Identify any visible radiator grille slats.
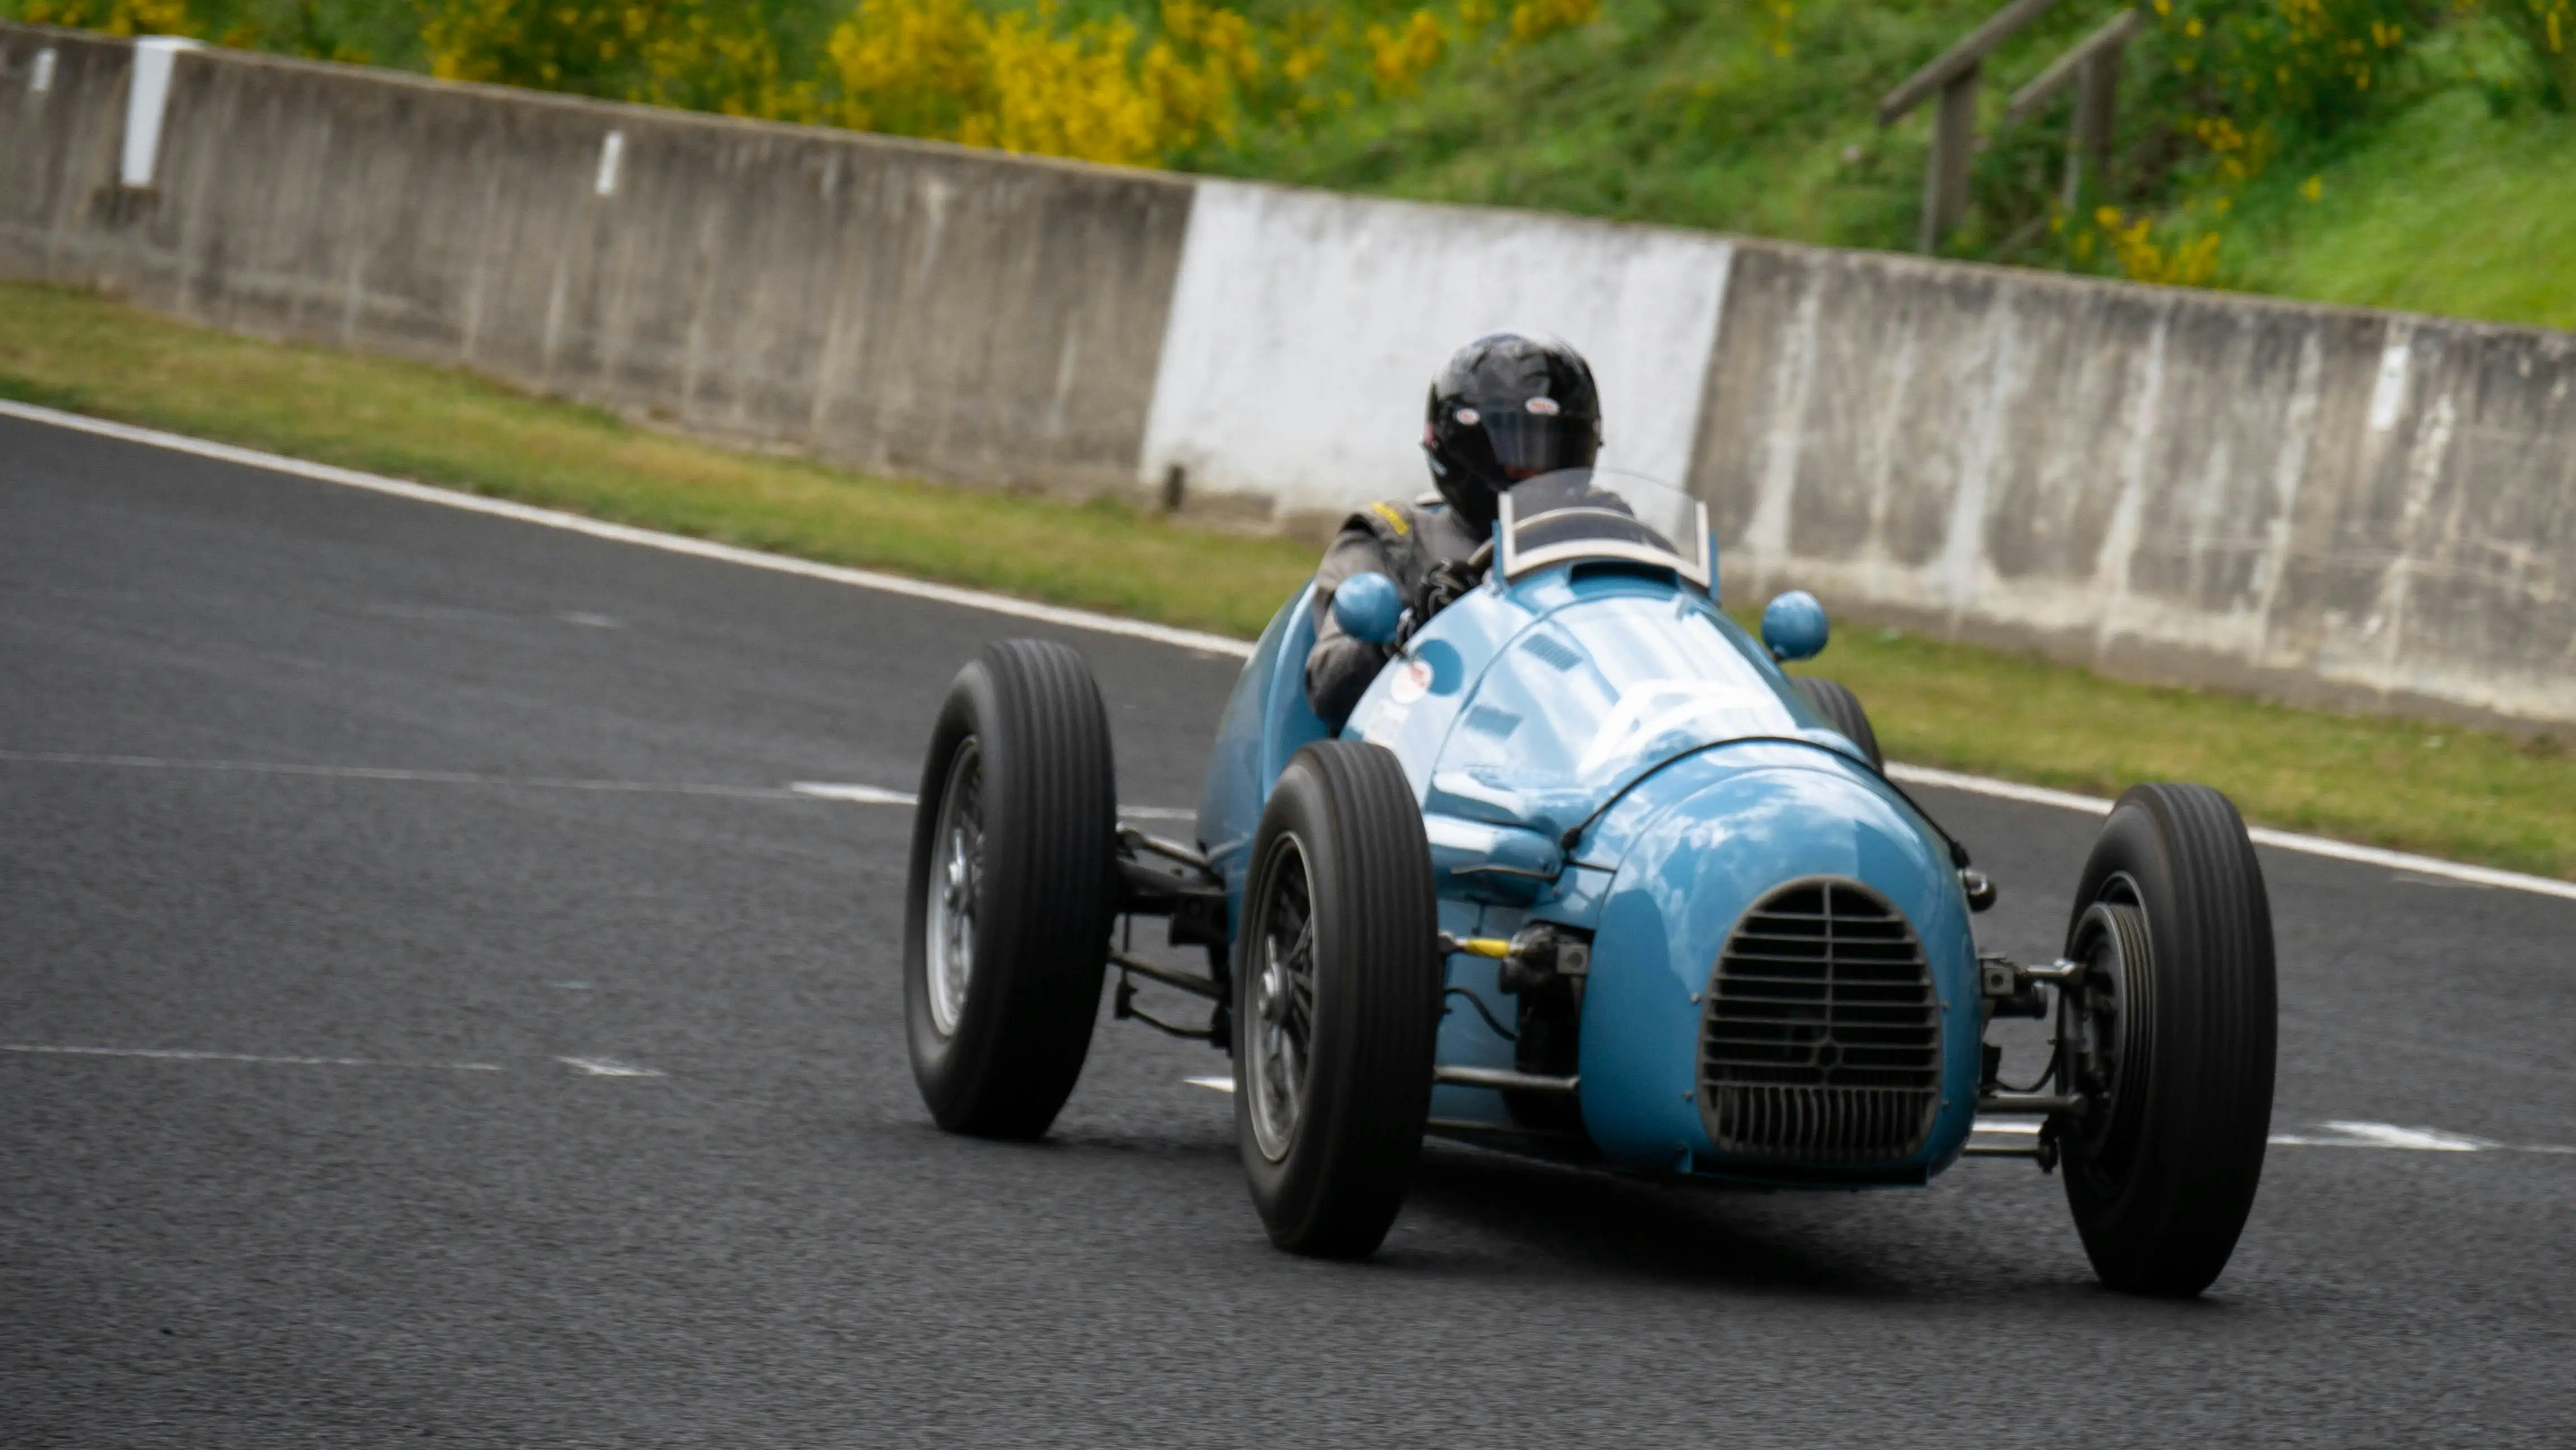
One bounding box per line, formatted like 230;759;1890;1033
1699;879;1940;1163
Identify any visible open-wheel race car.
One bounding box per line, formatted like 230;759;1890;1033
904;470;2277;1296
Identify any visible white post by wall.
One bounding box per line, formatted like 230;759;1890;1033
121;36;203;189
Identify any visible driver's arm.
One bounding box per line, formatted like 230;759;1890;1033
1304;519;1405;729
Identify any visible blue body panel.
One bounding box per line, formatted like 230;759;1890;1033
1194;564;1978;1187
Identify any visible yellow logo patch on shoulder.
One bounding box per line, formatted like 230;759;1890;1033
1369;501;1411;536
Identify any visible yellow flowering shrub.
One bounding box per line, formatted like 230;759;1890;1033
1365;10;1442;94
2091;207;2225;287
1507;0;1597;47
420;0;666;94
824;0;1272;165
15;0;192;36
17;0;1607;170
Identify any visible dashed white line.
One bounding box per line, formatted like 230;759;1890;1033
558;1057;665;1078
3;1043;503;1071
1185;1075;1236;1093
792;781;1193;820
789;781;916;806
2278;1120;2497;1151
7;398;2567;904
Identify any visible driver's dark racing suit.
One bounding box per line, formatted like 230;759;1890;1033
1304;494;1483;728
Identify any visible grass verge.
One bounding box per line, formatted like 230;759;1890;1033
2;281;2568;879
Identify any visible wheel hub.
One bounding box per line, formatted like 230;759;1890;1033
1245;834;1316;1165
921;740;983;1037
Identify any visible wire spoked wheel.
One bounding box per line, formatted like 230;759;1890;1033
1244;833;1318;1163
921;740;983;1037
1232;741;1440;1259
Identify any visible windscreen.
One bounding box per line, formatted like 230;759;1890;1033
1499;469;1709;586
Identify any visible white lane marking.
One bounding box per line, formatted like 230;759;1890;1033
1886;763;2576;902
1185;1075;1236;1093
1971;1116;2572;1154
559;1056;664;1078
0;399;1257;659
790;781;916;805
9;399;2564;903
2287;1120;2498;1151
558;611;623;628
3;1043;503;1071
792;781;1194;820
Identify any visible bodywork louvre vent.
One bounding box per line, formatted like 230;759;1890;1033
1698;878;1940;1163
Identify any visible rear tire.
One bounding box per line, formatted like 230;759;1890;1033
2059;783;2277;1296
904;640;1118;1140
1236;741;1441;1258
1792;676;1884;771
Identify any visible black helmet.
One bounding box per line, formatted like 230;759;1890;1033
1423;331;1603;531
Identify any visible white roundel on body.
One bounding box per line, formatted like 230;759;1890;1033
1388;657;1434;704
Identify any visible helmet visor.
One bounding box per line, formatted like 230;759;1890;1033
1477;408;1599;481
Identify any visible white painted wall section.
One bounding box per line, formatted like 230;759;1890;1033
1142;180;1733;517
119;36;200;188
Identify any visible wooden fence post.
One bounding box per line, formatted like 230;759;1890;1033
1924;65;1982;253
2068;39;2123;204
1878;0;2062;254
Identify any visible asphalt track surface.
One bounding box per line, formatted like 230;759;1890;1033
5;413;2572;1447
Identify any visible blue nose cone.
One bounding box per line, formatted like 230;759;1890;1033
1574;755;1979;1179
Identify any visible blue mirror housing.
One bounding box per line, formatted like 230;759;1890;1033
1331;571;1404;646
1761;590;1830;662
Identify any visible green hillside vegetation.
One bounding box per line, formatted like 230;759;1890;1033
12;0;2573;330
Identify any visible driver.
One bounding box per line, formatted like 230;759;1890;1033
1305;331;1603;727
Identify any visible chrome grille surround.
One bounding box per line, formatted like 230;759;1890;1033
1698;877;1940;1163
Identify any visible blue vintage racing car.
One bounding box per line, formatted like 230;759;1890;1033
904;471;2276;1296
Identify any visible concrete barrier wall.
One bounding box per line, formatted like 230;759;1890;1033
0;25;1193;495
1695;244;2576;726
4;24;2572;728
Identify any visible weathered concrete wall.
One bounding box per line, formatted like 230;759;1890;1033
1696;242;2576;728
0;26;1193;496
0;29;131;272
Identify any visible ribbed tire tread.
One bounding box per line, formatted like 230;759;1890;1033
1791;676;1884;772
2063;782;2278;1296
1237;741;1441;1259
903;639;1118;1140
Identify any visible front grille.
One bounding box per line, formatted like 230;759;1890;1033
1699;878;1940;1163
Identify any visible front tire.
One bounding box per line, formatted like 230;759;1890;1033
2059;783;2277;1296
904;640;1118;1140
1792;676;1884;772
1236;741;1441;1259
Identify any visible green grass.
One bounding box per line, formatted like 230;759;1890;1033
2227;87;2576;334
2;279;2569;878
